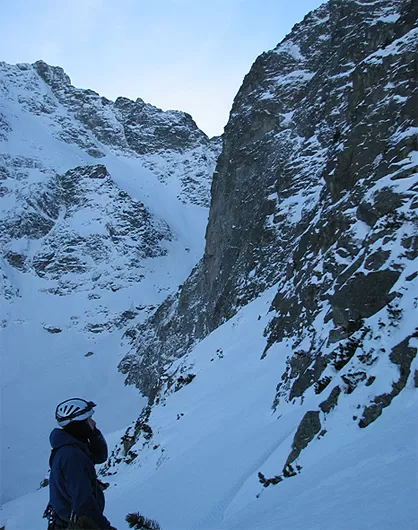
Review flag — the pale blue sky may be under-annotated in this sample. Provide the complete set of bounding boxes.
[1,0,325,137]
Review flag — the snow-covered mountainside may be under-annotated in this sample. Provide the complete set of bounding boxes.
[107,0,416,525]
[1,0,418,529]
[121,0,418,398]
[0,60,219,504]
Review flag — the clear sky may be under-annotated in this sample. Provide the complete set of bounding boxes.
[1,0,325,137]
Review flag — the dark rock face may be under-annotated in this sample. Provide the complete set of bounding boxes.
[331,270,400,326]
[357,187,405,227]
[285,411,321,466]
[359,332,417,427]
[121,0,418,400]
[5,251,27,271]
[319,386,341,414]
[289,355,328,401]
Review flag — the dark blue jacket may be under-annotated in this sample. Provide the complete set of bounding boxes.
[49,427,111,528]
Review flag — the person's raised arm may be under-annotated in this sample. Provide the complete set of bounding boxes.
[87,418,108,464]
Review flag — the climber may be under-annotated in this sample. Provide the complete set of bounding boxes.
[44,398,117,530]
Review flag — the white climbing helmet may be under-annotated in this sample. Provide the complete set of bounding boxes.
[55,398,96,427]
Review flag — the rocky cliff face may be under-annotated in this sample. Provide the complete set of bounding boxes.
[120,0,418,421]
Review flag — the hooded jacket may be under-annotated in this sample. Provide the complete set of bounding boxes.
[49,427,111,528]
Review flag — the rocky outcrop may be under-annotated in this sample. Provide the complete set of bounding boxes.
[121,0,418,402]
[285,411,322,466]
[359,331,417,427]
[319,386,341,414]
[331,270,400,326]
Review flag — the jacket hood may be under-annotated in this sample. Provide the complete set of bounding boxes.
[49,428,89,453]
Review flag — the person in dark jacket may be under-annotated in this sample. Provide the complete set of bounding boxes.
[46,398,117,530]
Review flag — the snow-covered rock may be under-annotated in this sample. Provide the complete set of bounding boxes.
[122,0,418,410]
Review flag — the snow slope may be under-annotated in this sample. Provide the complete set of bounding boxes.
[1,284,417,529]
